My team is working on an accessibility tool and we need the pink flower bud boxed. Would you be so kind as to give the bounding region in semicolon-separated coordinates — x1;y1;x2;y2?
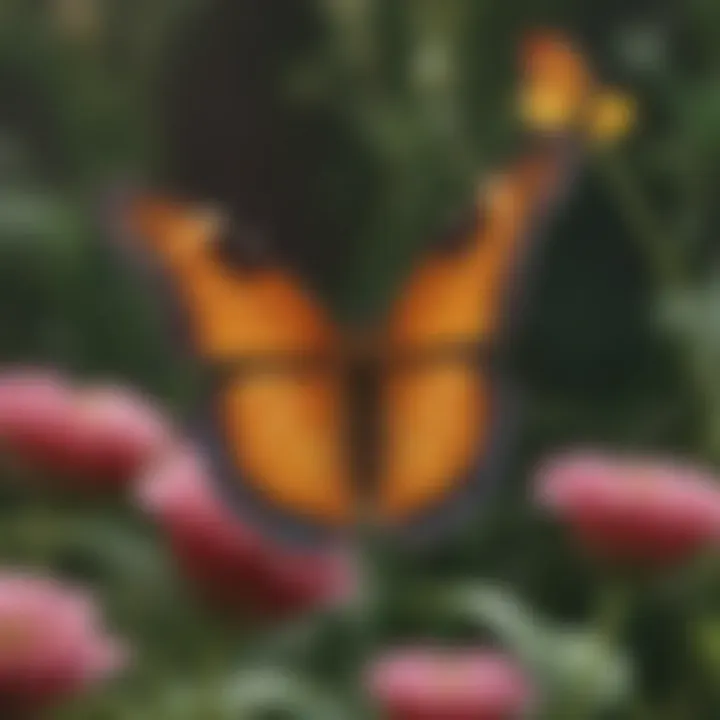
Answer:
0;367;172;490
536;451;720;566
0;369;78;469
67;385;173;488
366;647;533;720
0;572;128;716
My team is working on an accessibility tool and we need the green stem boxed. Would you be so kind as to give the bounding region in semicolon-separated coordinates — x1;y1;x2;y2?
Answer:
632;697;657;720
22;494;58;569
565;581;632;720
596;150;683;290
597;149;720;459
595;578;632;643
343;526;382;719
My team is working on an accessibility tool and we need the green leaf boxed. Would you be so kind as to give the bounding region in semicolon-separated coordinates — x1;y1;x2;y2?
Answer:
225;668;347;720
154;669;349;720
446;585;633;713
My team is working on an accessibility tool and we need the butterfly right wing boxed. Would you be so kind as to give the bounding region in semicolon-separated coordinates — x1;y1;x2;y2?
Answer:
377;147;572;536
376;29;637;544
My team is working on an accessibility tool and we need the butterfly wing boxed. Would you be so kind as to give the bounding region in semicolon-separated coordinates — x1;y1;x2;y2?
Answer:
519;29;636;142
518;30;594;134
378;29;636;543
109;195;353;544
378;145;574;541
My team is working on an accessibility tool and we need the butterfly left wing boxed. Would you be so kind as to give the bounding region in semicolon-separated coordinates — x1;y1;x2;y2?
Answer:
112;196;354;543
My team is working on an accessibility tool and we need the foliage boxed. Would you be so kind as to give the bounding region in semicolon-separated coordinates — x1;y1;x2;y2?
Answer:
0;0;719;717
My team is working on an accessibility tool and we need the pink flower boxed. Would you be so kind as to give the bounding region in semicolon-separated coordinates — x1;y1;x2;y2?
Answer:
366;647;533;720
136;447;354;619
0;369;78;469
536;451;720;566
65;385;172;488
0;368;172;490
0;572;127;716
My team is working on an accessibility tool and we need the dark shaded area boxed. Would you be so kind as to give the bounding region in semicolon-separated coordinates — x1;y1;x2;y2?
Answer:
160;0;381;302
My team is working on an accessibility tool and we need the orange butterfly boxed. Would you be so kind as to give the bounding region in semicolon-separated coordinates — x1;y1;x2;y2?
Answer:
107;31;634;546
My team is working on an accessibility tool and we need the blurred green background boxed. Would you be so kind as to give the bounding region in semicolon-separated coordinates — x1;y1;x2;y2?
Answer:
1;0;720;717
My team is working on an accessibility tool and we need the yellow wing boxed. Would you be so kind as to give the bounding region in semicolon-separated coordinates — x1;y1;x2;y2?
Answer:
519;29;636;142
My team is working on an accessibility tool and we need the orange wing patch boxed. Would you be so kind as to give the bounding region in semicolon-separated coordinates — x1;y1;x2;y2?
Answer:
519;30;593;134
125;196;352;529
378;148;564;522
386;149;565;350
128;197;335;359
380;363;489;521
220;372;352;526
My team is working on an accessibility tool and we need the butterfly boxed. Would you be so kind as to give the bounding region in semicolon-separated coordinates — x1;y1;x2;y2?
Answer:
106;31;634;548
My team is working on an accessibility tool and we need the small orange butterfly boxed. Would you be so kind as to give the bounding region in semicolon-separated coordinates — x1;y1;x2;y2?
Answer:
106;31;634;547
